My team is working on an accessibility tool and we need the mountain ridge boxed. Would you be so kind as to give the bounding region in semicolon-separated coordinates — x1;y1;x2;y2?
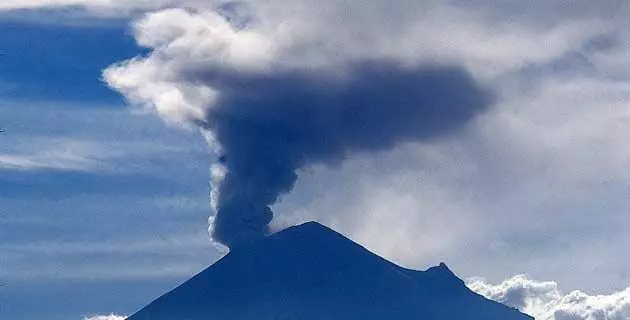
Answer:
127;221;532;320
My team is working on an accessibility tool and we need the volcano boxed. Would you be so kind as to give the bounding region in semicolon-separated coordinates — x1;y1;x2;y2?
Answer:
127;222;532;320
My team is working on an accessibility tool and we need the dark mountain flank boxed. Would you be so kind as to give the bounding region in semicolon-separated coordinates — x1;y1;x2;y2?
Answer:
128;222;532;320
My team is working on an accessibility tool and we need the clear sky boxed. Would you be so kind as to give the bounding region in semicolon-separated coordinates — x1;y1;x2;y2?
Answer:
2;2;630;320
0;12;220;320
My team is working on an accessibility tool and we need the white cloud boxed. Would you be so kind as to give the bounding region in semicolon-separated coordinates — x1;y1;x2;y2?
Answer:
0;98;209;172
1;232;211;255
0;139;107;171
8;0;628;293
269;63;630;291
1;231;217;281
0;136;202;172
468;275;630;320
103;7;275;126
73;277;630;320
102;1;614;127
99;1;630;292
84;314;126;320
0;0;171;14
272;150;483;267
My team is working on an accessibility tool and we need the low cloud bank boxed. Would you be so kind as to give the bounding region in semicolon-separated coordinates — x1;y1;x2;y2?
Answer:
468;275;630;320
79;274;630;320
84;314;126;320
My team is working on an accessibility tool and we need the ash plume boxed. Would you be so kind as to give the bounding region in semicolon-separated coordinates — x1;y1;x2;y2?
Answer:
195;61;493;248
104;9;494;249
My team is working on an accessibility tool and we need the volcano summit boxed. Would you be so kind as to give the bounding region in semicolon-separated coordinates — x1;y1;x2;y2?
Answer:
127;222;532;320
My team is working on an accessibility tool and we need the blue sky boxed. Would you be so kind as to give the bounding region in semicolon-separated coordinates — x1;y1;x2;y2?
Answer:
0;12;219;320
3;2;630;320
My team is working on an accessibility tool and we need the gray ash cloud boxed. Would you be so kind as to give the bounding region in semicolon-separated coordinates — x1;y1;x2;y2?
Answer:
194;61;493;248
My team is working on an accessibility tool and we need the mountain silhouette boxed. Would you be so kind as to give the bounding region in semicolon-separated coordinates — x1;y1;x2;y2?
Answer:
127;222;532;320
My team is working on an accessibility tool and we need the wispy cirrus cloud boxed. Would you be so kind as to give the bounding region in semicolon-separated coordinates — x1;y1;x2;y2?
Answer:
0;98;208;173
0;139;107;171
0;0;171;14
1;230;217;281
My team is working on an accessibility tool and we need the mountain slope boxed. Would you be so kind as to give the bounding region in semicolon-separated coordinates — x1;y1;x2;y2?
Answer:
128;222;532;320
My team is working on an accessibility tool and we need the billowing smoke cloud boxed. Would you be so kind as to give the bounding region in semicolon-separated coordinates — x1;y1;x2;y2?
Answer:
468;275;630;320
105;8;493;248
201;63;492;247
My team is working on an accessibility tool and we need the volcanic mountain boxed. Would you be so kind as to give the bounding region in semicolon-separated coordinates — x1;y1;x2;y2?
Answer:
127;222;532;320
